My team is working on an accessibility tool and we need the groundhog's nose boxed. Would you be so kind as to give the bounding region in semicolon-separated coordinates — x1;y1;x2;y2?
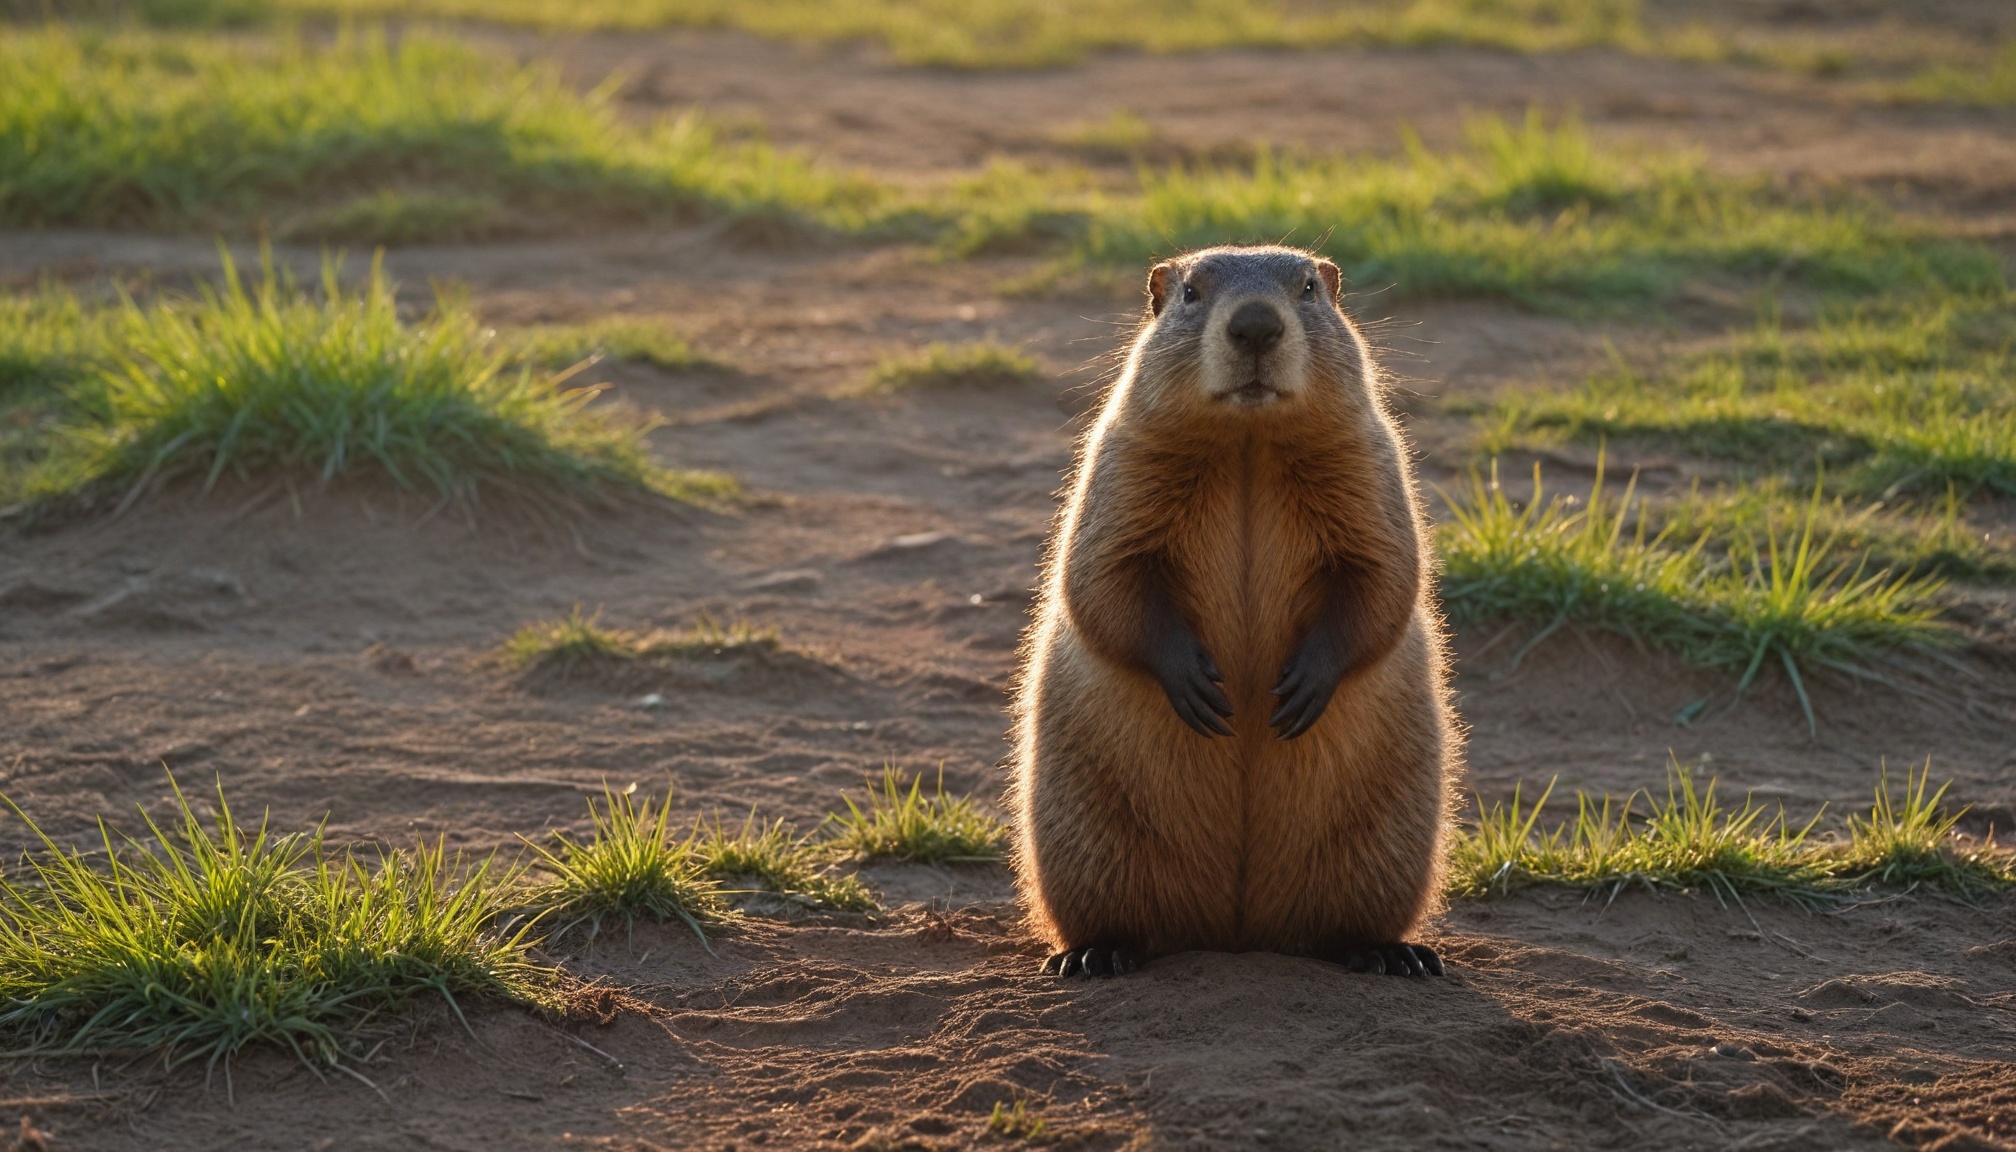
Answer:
1226;301;1284;354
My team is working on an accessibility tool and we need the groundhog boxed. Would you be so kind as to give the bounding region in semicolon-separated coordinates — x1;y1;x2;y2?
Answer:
1008;244;1458;979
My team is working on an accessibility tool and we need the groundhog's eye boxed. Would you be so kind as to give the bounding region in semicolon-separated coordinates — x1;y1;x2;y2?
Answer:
1302;278;1317;300
1182;283;1198;304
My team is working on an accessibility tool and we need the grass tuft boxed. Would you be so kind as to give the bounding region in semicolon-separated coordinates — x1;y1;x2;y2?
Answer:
859;342;1044;394
1449;763;2014;900
986;1097;1052;1140
502;607;777;670
0;27;887;239
523;784;725;945
694;812;878;913
281;189;512;246
1493;292;2016;498
0;776;551;1071
1438;457;1949;732
1834;760;2015;892
10;249;728;511
826;766;1007;864
508;319;717;374
1081;111;1997;308
1895;41;2016;106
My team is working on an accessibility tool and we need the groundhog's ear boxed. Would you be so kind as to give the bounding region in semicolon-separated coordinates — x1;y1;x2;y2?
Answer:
1147;262;1173;316
1314;258;1342;303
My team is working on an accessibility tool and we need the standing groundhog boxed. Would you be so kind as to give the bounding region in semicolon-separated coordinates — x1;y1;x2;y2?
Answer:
1009;244;1459;978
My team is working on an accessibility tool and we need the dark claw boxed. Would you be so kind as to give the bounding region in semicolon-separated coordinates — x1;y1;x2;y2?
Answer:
1270;632;1347;740
1154;633;1235;738
1338;942;1443;978
1041;947;1139;979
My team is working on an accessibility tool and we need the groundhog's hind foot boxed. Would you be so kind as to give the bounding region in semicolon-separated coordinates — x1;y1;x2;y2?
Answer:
1340;943;1444;978
1041;947;1140;978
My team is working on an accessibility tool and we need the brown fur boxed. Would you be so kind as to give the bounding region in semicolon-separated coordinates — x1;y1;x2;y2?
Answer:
1008;245;1460;961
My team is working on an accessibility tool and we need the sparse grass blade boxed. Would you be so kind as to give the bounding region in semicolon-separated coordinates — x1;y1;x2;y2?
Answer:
0;775;552;1070
825;766;1006;864
522;784;725;945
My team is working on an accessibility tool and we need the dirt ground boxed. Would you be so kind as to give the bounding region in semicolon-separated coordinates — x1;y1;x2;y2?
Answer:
3;13;2016;1150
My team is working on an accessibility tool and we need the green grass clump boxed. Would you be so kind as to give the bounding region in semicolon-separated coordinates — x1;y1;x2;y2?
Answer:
1895;41;2016;106
1082;111;1998;308
129;0;1651;68
1438;460;1949;733
1832;761;2016;892
695;813;878;913
524;784;726;944
987;1098;1052;1140
0;779;550;1072
502;607;777;669
1492;292;2016;498
282;189;512;246
859;341;1043;394
1449;762;2016;900
826;766;1007;864
0;287;120;397
8;251;726;510
0;27;886;239
508;319;716;374
1653;479;2015;585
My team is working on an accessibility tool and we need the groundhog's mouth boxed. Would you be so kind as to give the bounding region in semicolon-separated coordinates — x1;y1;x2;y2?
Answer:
1221;380;1280;406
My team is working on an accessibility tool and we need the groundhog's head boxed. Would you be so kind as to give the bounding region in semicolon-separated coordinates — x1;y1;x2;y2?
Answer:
1132;244;1363;414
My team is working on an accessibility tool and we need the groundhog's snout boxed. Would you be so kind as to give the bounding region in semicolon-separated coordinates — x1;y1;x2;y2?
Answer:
1226;300;1284;355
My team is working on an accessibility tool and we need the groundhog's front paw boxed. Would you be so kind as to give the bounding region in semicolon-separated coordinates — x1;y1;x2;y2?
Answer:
1339;942;1444;978
1270;632;1347;739
1041;947;1140;978
1151;638;1235;738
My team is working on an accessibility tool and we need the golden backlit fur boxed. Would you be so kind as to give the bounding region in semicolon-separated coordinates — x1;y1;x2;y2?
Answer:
1008;245;1459;967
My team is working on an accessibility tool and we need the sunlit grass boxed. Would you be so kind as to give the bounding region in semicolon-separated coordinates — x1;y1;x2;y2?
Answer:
1492;292;2016;497
523;784;725;944
1833;760;2016;892
507;319;718;374
281;189;512;245
0;287;121;397
1082;111;1999;308
826;766;1007;864
694;812;877;913
0;778;553;1072
133;0;1653;67
502;607;778;670
1438;459;1950;733
987;1098;1053;1140
1449;762;2016;900
0;27;888;239
5;251;729;512
1653;479;2014;585
857;341;1043;394
1895;41;2016;106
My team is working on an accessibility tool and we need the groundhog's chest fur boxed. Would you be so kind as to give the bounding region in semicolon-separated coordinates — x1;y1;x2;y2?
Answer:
1158;436;1329;722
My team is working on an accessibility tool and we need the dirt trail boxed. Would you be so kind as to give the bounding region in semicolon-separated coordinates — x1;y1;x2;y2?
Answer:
3;14;2016;1151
